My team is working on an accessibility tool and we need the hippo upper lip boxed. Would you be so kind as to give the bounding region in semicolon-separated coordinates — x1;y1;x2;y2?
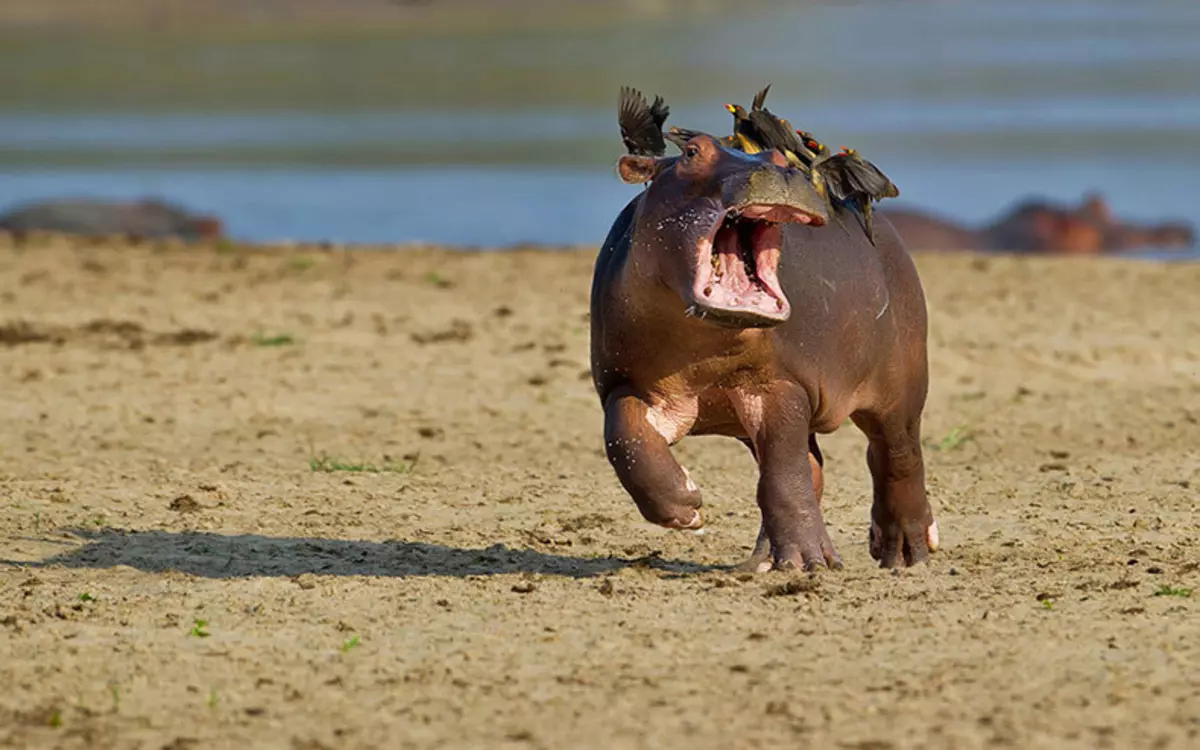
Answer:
724;203;824;226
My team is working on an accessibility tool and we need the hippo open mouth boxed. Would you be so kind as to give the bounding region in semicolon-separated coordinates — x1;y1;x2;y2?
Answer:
689;203;820;327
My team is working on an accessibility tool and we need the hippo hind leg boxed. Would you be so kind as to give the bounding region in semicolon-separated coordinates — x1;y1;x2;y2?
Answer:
737;434;832;572
603;389;704;530
851;408;938;568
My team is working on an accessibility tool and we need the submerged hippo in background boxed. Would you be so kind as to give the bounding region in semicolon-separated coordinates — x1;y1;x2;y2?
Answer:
590;133;937;571
881;193;1195;255
0;198;224;242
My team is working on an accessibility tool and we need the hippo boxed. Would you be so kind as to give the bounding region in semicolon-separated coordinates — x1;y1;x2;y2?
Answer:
590;133;937;571
880;193;1195;255
982;199;1107;255
1074;194;1195;251
876;206;987;253
0;198;224;242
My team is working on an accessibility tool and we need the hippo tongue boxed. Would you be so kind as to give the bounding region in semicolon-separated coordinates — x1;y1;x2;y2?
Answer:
750;222;784;301
715;223;755;295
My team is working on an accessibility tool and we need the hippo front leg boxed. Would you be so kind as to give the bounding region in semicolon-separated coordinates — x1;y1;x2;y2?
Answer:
737;436;826;573
753;392;842;572
603;390;704;530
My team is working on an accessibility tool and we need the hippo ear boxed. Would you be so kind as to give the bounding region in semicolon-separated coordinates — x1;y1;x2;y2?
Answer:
617;155;666;185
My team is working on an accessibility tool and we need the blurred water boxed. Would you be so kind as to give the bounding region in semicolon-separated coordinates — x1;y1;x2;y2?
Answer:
1;0;1198;251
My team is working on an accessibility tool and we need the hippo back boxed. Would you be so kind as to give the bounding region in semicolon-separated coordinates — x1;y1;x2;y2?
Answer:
770;208;928;412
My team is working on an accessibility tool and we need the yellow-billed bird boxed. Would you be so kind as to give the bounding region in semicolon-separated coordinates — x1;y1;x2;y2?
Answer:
717;86;900;243
795;129;830;162
722;84;774;153
724;103;764;154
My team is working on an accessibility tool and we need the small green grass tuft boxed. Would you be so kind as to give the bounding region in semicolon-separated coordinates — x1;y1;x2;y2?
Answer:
190;618;211;638
1040;598;1054;610
109;681;120;713
340;635;361;653
425;271;453;288
285;255;315;272
214;238;237;255
1153;584;1192;598
207;687;219;709
48;709;62;728
251;333;296;347
937;425;973;451
91;515;107;527
309;453;417;474
78;592;95;602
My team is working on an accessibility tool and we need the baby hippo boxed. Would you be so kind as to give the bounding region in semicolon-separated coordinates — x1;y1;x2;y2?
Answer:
590;133;938;570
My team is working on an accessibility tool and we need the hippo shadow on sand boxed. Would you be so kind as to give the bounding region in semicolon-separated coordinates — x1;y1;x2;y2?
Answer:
8;528;715;579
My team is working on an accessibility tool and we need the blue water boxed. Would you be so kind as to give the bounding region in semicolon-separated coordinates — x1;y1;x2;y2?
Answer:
0;0;1198;254
0;167;636;247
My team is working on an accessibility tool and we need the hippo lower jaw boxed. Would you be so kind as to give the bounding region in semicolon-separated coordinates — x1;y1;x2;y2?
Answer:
687;204;818;328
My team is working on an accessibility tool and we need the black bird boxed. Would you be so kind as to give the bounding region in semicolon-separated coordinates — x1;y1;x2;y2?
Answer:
723;84;774;154
737;101;900;243
746;106;815;167
813;147;900;242
618;86;670;156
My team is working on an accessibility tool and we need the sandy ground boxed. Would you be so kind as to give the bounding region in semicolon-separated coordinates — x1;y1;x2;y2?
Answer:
0;235;1198;750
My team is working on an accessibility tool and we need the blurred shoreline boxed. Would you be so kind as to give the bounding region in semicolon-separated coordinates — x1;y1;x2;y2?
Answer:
2;1;1197;254
0;0;768;33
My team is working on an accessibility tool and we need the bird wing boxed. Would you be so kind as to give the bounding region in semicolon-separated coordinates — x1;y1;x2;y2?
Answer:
748;108;809;164
618;86;668;156
649;95;670;130
751;84;772;112
841;155;900;199
816;153;899;203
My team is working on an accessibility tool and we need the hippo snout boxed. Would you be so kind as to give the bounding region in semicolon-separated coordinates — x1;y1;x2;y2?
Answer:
722;165;829;227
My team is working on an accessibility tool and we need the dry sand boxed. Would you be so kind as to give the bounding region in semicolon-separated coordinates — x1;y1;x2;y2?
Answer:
1;236;1198;749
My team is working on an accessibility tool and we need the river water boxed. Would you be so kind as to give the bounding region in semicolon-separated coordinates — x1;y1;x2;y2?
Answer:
1;0;1198;253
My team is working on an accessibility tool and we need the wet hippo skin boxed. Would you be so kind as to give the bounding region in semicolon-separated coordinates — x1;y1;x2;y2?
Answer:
590;134;937;571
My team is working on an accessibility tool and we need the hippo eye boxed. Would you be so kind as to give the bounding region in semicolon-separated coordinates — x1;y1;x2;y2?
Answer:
684;144;700;159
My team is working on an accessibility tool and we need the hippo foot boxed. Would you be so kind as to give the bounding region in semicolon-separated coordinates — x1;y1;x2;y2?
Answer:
734;527;773;573
869;517;939;568
736;523;843;573
661;508;705;531
773;537;844;573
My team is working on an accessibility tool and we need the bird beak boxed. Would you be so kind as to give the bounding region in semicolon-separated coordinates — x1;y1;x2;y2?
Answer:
724;104;737;114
